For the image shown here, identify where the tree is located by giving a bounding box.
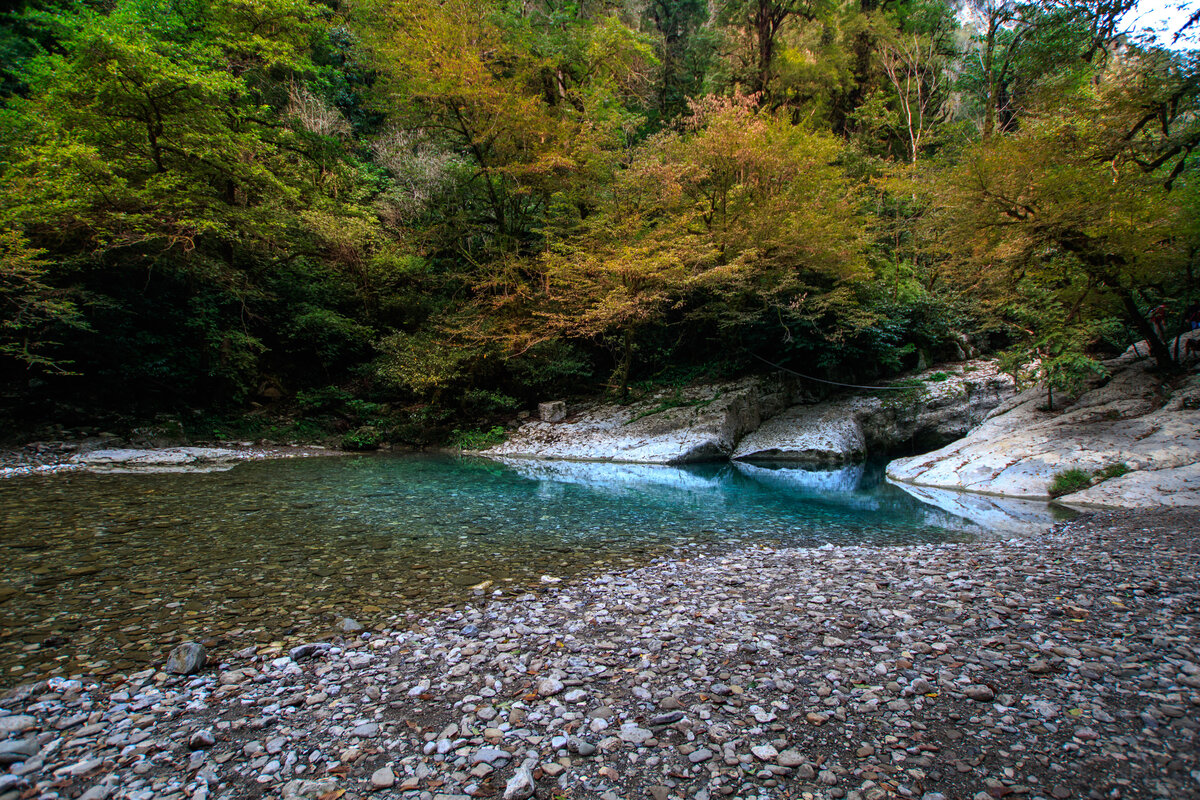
[930,53,1197,372]
[715,0,824,98]
[477,96,867,394]
[0,0,382,404]
[879,24,953,164]
[646,0,713,121]
[357,0,654,259]
[0,230,84,373]
[959,0,1138,140]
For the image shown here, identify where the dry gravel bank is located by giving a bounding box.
[1,510,1197,800]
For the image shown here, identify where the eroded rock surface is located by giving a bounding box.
[69,447,244,472]
[733,362,1014,464]
[1,443,340,478]
[887,333,1200,506]
[491,362,1012,466]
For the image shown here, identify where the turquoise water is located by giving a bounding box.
[0,454,1021,683]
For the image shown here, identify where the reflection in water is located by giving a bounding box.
[733,460,865,493]
[887,480,1074,535]
[0,454,1034,685]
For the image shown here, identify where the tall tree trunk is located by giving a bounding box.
[609,328,634,401]
[982,21,997,141]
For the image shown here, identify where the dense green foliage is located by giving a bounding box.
[0,0,1196,441]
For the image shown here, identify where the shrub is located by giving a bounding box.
[463,388,520,413]
[451,426,507,450]
[1095,462,1130,481]
[342,426,382,451]
[1048,468,1092,497]
[296,386,352,412]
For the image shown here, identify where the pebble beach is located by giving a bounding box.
[1,509,1197,800]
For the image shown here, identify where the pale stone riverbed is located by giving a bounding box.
[1,509,1196,800]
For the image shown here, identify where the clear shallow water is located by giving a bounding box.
[0,454,1057,684]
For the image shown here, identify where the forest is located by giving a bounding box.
[0,0,1196,446]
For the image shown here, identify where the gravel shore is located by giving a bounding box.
[1,509,1197,800]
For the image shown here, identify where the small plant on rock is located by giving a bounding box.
[1095,462,1130,481]
[1048,468,1092,497]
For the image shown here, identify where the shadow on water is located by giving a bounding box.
[0,453,1063,684]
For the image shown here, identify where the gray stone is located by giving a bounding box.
[471,747,511,765]
[502,766,535,800]
[538,401,568,423]
[569,738,596,756]
[78,786,111,800]
[649,711,684,726]
[0,715,35,737]
[370,766,395,789]
[751,744,779,761]
[0,738,39,765]
[619,724,653,745]
[338,617,364,634]
[165,642,206,675]
[281,779,341,800]
[289,643,332,660]
[965,684,995,702]
[188,730,216,749]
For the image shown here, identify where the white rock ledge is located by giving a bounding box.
[887,331,1200,509]
[490,361,1013,467]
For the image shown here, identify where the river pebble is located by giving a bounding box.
[1,509,1197,800]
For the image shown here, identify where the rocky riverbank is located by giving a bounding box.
[489,362,1012,466]
[887,332,1200,507]
[2,509,1196,800]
